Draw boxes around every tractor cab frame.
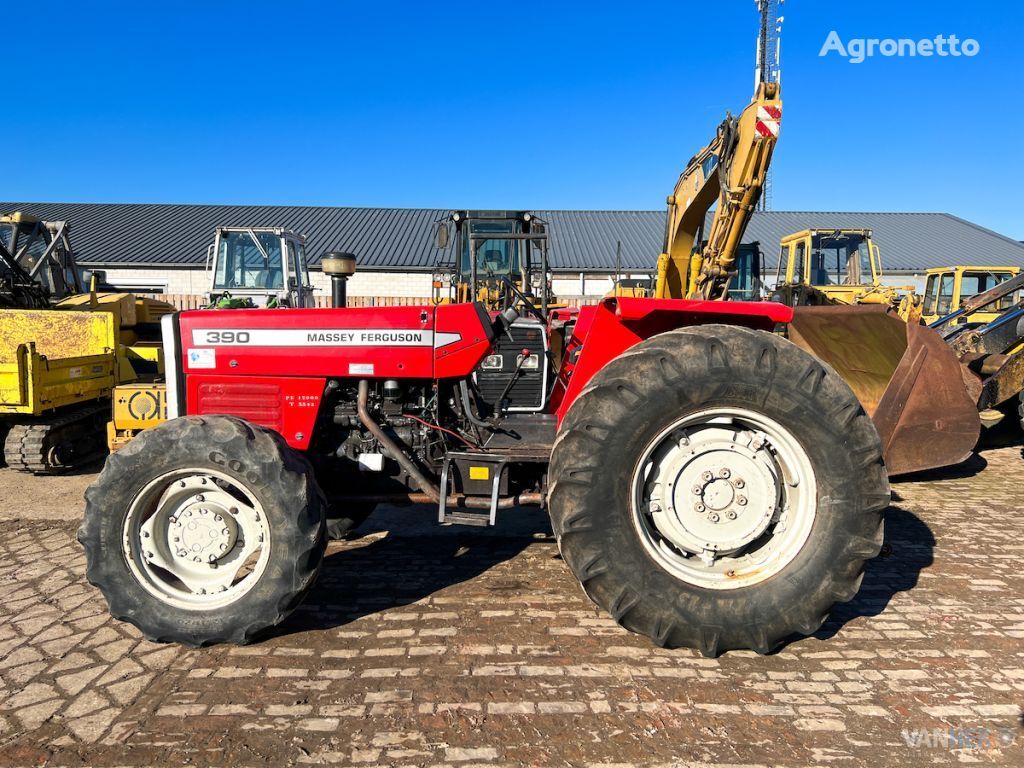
[206,227,314,309]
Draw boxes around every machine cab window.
[460,220,521,278]
[208,227,314,308]
[214,230,284,290]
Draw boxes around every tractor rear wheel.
[78,415,326,646]
[549,325,889,656]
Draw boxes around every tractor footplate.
[438,453,508,526]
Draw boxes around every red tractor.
[78,288,887,656]
[78,11,892,655]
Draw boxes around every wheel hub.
[632,409,817,591]
[648,432,780,558]
[170,503,238,565]
[124,471,269,609]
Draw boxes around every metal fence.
[152,294,436,310]
[152,294,589,310]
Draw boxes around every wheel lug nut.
[726,510,737,520]
[734,479,745,489]
[141,531,150,538]
[694,503,705,513]
[195,495,204,502]
[230,507,239,515]
[208,554,217,562]
[193,555,201,562]
[719,468,731,479]
[737,496,748,506]
[709,513,720,523]
[185,510,192,517]
[691,485,702,495]
[701,471,713,482]
[214,514,223,522]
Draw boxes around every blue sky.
[8,1,1023,238]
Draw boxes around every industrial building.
[3,202,1023,302]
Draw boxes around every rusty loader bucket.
[788,305,979,476]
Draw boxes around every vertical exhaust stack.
[321,252,357,308]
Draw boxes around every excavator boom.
[654,82,780,301]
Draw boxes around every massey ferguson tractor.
[77,11,904,656]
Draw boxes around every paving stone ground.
[0,442,1022,767]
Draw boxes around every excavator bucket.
[788,305,979,476]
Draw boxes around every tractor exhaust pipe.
[355,380,539,509]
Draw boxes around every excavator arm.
[654,81,781,301]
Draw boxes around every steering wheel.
[494,275,545,322]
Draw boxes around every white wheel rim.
[122,468,271,610]
[630,407,816,590]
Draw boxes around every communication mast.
[755,0,783,210]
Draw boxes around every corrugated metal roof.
[536,210,1024,273]
[2,202,1022,273]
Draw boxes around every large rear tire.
[78,415,326,646]
[549,325,889,656]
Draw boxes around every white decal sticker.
[348,363,375,375]
[190,328,464,349]
[187,348,216,369]
[68,366,83,379]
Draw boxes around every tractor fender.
[551,297,792,422]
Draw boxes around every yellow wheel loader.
[921,265,1019,326]
[772,228,923,322]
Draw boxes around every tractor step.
[438,452,508,527]
[439,510,492,527]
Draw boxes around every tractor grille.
[196,381,283,432]
[474,320,547,412]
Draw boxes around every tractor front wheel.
[549,325,889,656]
[78,416,326,646]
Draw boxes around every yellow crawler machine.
[0,213,172,472]
[921,265,1020,325]
[772,228,923,322]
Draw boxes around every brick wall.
[98,267,435,299]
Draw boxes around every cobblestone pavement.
[0,444,1022,767]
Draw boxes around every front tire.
[548,325,889,656]
[78,416,326,646]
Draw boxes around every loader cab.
[773,228,898,307]
[777,229,880,289]
[433,211,553,314]
[0,212,82,301]
[922,266,1020,326]
[207,227,314,308]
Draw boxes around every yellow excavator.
[644,5,1009,476]
[772,228,923,322]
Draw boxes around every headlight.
[482,354,504,370]
[517,353,540,370]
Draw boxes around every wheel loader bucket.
[788,305,979,477]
